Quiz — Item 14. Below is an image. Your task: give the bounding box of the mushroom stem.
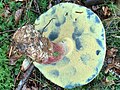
[41,37,73,64]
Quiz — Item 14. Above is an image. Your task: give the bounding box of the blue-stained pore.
[86,9,94,19]
[90,27,95,33]
[74,83,81,87]
[96,39,104,49]
[75,38,82,50]
[95,16,100,23]
[80,54,90,65]
[65,84,74,89]
[50,70,59,77]
[101,34,104,37]
[96,50,101,55]
[101,33,104,40]
[72,27,83,40]
[62,56,70,64]
[51,7,56,14]
[49,31,59,41]
[60,16,66,25]
[55,21,61,27]
[102,28,104,32]
[55,16,66,27]
[86,74,96,83]
[95,67,99,74]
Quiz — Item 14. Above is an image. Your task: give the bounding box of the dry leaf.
[102,77,115,86]
[105,48,120,78]
[107,48,118,57]
[15,8,24,24]
[1,4,11,17]
[21,59,31,71]
[102,6,111,16]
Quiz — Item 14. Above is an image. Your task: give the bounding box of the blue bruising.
[65,83,82,89]
[95,16,100,23]
[55,21,61,27]
[51,7,56,14]
[101,34,104,37]
[65,84,74,89]
[72,27,83,50]
[101,33,104,40]
[49,31,59,41]
[55,16,66,27]
[96,50,101,55]
[90,27,95,33]
[60,16,66,25]
[75,38,82,50]
[95,67,99,74]
[80,54,90,65]
[62,56,70,64]
[72,27,83,40]
[86,74,96,83]
[74,83,81,87]
[96,39,104,49]
[102,28,104,32]
[86,9,94,19]
[50,70,59,77]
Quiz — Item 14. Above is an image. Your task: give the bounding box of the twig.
[33,0,41,15]
[0,29,16,35]
[16,64,34,90]
[9,46,13,57]
[30,9,40,14]
[41,18,56,35]
[14,69,22,86]
[0,34,13,45]
[85,0,104,7]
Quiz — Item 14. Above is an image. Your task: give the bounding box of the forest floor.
[0,0,120,90]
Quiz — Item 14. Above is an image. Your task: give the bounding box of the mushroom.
[33,3,106,89]
[9,3,106,89]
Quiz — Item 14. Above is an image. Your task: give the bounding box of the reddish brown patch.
[42,43,65,64]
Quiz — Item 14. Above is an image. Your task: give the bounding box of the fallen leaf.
[105,47,120,79]
[1,4,11,18]
[107,48,118,57]
[102,77,115,86]
[102,6,111,16]
[21,59,31,71]
[15,8,24,24]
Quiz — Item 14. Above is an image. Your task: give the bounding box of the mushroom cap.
[34,3,106,89]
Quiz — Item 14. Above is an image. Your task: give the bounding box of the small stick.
[85,0,104,7]
[33,0,41,15]
[16,64,34,90]
[14,69,22,86]
[75,11,83,14]
[9,46,13,57]
[0,30,16,35]
[30,9,40,14]
[41,18,56,35]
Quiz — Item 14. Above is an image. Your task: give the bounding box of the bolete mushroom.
[33,3,106,89]
[9,3,106,89]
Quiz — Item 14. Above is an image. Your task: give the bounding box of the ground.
[0,0,120,90]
